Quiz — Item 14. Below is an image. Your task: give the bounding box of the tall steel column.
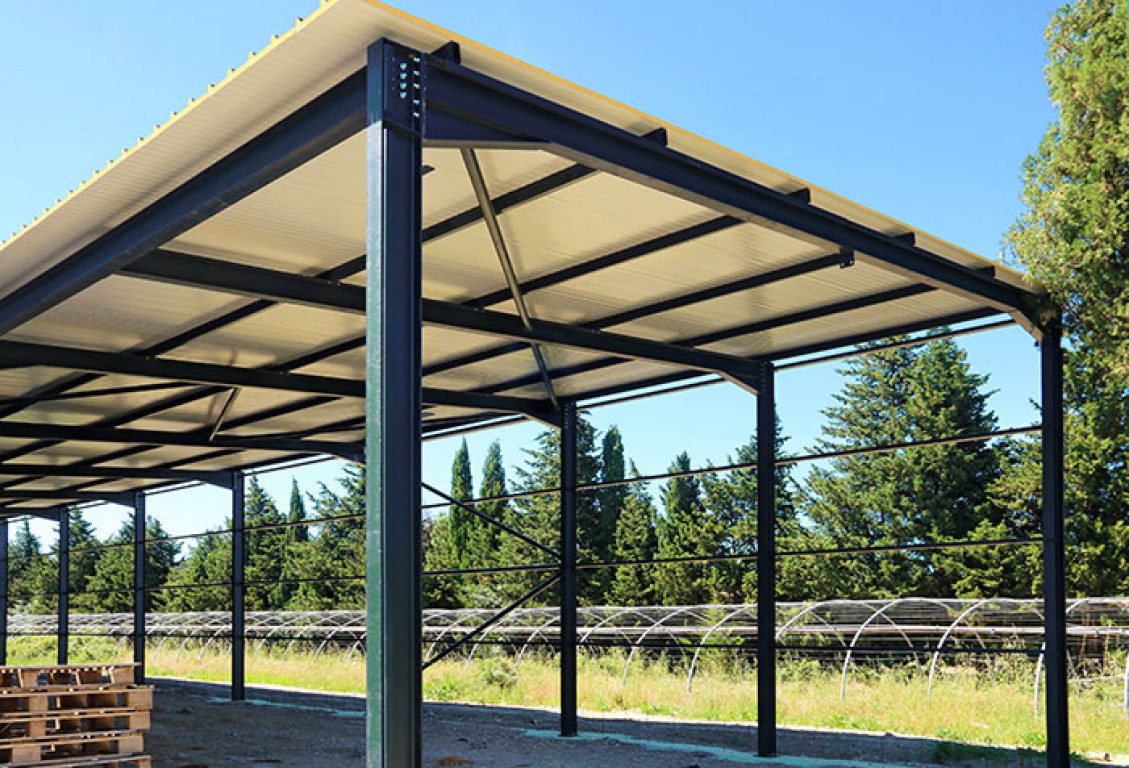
[133,492,147,682]
[1041,319,1069,768]
[365,38,423,768]
[57,508,70,665]
[0,519,8,665]
[231,470,246,701]
[756,363,777,756]
[559,400,579,737]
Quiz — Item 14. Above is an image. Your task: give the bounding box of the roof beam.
[422,299,762,390]
[122,252,763,388]
[0,339,364,397]
[0,69,367,335]
[0,489,136,505]
[0,463,234,487]
[423,252,849,377]
[0,421,361,462]
[423,56,1038,331]
[422,388,559,427]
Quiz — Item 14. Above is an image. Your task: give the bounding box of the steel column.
[0,519,8,664]
[559,400,578,737]
[57,508,70,665]
[231,470,246,701]
[756,363,776,756]
[1040,319,1069,768]
[133,492,146,682]
[365,39,423,768]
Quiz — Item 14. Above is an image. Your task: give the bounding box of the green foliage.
[655,452,723,605]
[1008,0,1129,597]
[84,517,178,613]
[799,339,1018,599]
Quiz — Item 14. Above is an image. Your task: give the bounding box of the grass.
[8,637,1125,758]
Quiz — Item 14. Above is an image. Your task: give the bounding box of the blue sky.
[0,1,1059,544]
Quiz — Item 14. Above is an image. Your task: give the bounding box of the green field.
[9,637,1125,758]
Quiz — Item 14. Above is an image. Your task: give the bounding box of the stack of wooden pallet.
[0,663,152,767]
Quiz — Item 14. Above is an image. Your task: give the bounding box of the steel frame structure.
[0,30,1066,768]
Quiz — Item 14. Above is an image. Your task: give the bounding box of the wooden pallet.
[0,707,150,740]
[0,686,153,715]
[0,666,136,691]
[0,728,144,766]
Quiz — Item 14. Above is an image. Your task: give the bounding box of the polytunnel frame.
[0,25,1068,768]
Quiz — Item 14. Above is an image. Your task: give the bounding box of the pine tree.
[244,476,288,610]
[801,339,1002,598]
[655,452,723,605]
[164,526,233,611]
[67,510,104,613]
[509,417,602,604]
[9,521,47,613]
[85,517,179,613]
[287,465,366,610]
[1006,0,1129,596]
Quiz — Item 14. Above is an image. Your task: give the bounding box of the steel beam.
[0,339,362,398]
[756,363,776,756]
[0,463,233,487]
[424,300,763,389]
[461,147,559,407]
[423,55,1036,325]
[559,401,578,738]
[121,251,762,388]
[0,69,366,336]
[231,470,246,702]
[365,39,423,768]
[57,508,70,665]
[0,421,361,462]
[1040,319,1069,768]
[425,251,844,379]
[132,492,146,682]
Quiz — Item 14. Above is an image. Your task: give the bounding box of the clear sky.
[0,1,1059,545]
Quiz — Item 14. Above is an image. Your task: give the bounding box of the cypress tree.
[448,440,474,563]
[608,463,658,606]
[287,479,309,544]
[655,452,722,605]
[596,427,627,571]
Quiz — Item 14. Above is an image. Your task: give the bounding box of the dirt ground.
[146,681,1062,768]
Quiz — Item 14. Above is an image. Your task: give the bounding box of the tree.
[509,417,602,604]
[9,520,50,613]
[607,463,659,606]
[85,517,179,613]
[800,339,1005,598]
[67,510,105,613]
[596,427,627,574]
[244,476,288,610]
[287,479,309,545]
[448,440,474,563]
[1006,0,1129,596]
[287,465,366,610]
[655,452,723,605]
[165,527,233,612]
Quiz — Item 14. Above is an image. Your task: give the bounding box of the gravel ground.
[145,681,1074,768]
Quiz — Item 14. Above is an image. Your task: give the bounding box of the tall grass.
[9,637,1124,757]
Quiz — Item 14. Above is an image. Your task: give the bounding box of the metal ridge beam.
[0,69,367,335]
[0,339,363,398]
[423,55,1037,327]
[0,420,361,461]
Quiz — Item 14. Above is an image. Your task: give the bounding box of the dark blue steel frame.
[0,30,1065,768]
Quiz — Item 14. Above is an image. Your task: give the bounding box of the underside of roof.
[0,0,1046,517]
